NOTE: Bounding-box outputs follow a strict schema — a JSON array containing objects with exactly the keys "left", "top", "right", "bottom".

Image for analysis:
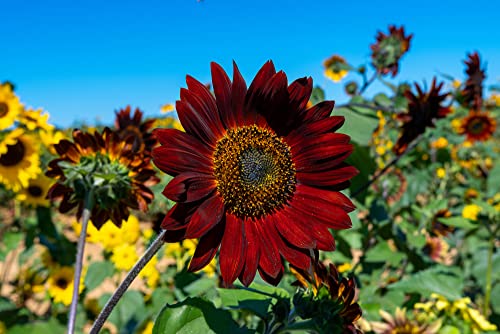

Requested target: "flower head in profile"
[
  {"left": 46, "top": 127, "right": 158, "bottom": 229},
  {"left": 393, "top": 78, "right": 450, "bottom": 155},
  {"left": 371, "top": 25, "right": 412, "bottom": 77},
  {"left": 323, "top": 55, "right": 349, "bottom": 83},
  {"left": 459, "top": 52, "right": 486, "bottom": 111},
  {"left": 0, "top": 82, "right": 23, "bottom": 130},
  {"left": 291, "top": 261, "right": 363, "bottom": 333},
  {"left": 153, "top": 61, "right": 357, "bottom": 286},
  {"left": 0, "top": 128, "right": 41, "bottom": 191},
  {"left": 114, "top": 106, "right": 157, "bottom": 154},
  {"left": 459, "top": 111, "right": 496, "bottom": 142}
]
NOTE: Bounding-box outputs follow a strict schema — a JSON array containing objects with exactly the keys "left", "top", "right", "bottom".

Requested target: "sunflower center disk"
[
  {"left": 0, "top": 102, "right": 8, "bottom": 118},
  {"left": 213, "top": 125, "right": 296, "bottom": 219},
  {"left": 28, "top": 185, "right": 43, "bottom": 197},
  {"left": 0, "top": 140, "right": 26, "bottom": 167},
  {"left": 468, "top": 118, "right": 485, "bottom": 135}
]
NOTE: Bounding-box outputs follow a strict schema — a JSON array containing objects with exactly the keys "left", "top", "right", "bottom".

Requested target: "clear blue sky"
[{"left": 2, "top": 0, "right": 499, "bottom": 127}]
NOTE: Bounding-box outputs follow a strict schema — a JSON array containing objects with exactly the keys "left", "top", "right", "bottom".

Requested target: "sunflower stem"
[
  {"left": 359, "top": 72, "right": 377, "bottom": 95},
  {"left": 484, "top": 231, "right": 494, "bottom": 316},
  {"left": 352, "top": 133, "right": 423, "bottom": 198},
  {"left": 68, "top": 189, "right": 94, "bottom": 334},
  {"left": 90, "top": 230, "right": 166, "bottom": 334}
]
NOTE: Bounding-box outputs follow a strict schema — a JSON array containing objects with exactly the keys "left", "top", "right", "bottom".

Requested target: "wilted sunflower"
[
  {"left": 459, "top": 111, "right": 496, "bottom": 142},
  {"left": 46, "top": 127, "right": 158, "bottom": 229},
  {"left": 16, "top": 173, "right": 54, "bottom": 207},
  {"left": 460, "top": 52, "right": 486, "bottom": 111},
  {"left": 292, "top": 261, "right": 362, "bottom": 333},
  {"left": 0, "top": 128, "right": 41, "bottom": 191},
  {"left": 393, "top": 78, "right": 450, "bottom": 155},
  {"left": 114, "top": 105, "right": 157, "bottom": 154},
  {"left": 371, "top": 25, "right": 412, "bottom": 77},
  {"left": 323, "top": 55, "right": 349, "bottom": 83},
  {"left": 0, "top": 82, "right": 23, "bottom": 130},
  {"left": 371, "top": 308, "right": 441, "bottom": 334},
  {"left": 153, "top": 61, "right": 357, "bottom": 286}
]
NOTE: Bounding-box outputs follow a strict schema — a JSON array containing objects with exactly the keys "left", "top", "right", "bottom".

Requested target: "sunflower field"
[{"left": 0, "top": 25, "right": 499, "bottom": 334}]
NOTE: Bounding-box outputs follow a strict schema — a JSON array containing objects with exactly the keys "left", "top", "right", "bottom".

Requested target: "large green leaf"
[
  {"left": 0, "top": 232, "right": 23, "bottom": 261},
  {"left": 218, "top": 287, "right": 273, "bottom": 318},
  {"left": 333, "top": 107, "right": 379, "bottom": 145},
  {"left": 346, "top": 143, "right": 376, "bottom": 201},
  {"left": 100, "top": 290, "right": 146, "bottom": 330},
  {"left": 388, "top": 268, "right": 464, "bottom": 300},
  {"left": 487, "top": 162, "right": 500, "bottom": 197},
  {"left": 153, "top": 297, "right": 251, "bottom": 334},
  {"left": 84, "top": 261, "right": 114, "bottom": 292}
]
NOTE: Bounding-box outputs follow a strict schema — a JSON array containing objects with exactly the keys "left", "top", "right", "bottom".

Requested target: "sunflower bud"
[
  {"left": 371, "top": 25, "right": 413, "bottom": 77},
  {"left": 344, "top": 81, "right": 359, "bottom": 96}
]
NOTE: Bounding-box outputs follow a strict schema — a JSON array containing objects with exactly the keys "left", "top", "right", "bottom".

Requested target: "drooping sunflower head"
[
  {"left": 323, "top": 55, "right": 349, "bottom": 83},
  {"left": 114, "top": 105, "right": 157, "bottom": 154},
  {"left": 371, "top": 25, "right": 413, "bottom": 77},
  {"left": 0, "top": 129, "right": 41, "bottom": 191},
  {"left": 291, "top": 261, "right": 363, "bottom": 333},
  {"left": 46, "top": 127, "right": 159, "bottom": 229},
  {"left": 371, "top": 308, "right": 442, "bottom": 334},
  {"left": 0, "top": 82, "right": 23, "bottom": 131},
  {"left": 393, "top": 78, "right": 450, "bottom": 155},
  {"left": 459, "top": 52, "right": 486, "bottom": 111},
  {"left": 459, "top": 111, "right": 496, "bottom": 142},
  {"left": 16, "top": 173, "right": 54, "bottom": 207},
  {"left": 153, "top": 61, "right": 357, "bottom": 286}
]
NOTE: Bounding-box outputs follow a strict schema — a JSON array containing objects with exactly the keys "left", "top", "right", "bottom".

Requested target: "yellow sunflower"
[
  {"left": 16, "top": 173, "right": 54, "bottom": 207},
  {"left": 0, "top": 83, "right": 23, "bottom": 130},
  {"left": 111, "top": 244, "right": 139, "bottom": 271},
  {"left": 18, "top": 108, "right": 54, "bottom": 132},
  {"left": 0, "top": 129, "right": 41, "bottom": 191},
  {"left": 47, "top": 266, "right": 84, "bottom": 306},
  {"left": 323, "top": 55, "right": 349, "bottom": 82},
  {"left": 39, "top": 129, "right": 66, "bottom": 154}
]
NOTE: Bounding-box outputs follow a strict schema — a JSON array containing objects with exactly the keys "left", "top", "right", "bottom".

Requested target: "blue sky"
[{"left": 2, "top": 0, "right": 499, "bottom": 127}]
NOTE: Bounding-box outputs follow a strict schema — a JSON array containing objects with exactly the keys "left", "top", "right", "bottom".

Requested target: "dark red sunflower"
[
  {"left": 393, "top": 78, "right": 450, "bottom": 155},
  {"left": 459, "top": 52, "right": 486, "bottom": 112},
  {"left": 371, "top": 25, "right": 412, "bottom": 77},
  {"left": 430, "top": 209, "right": 454, "bottom": 237},
  {"left": 46, "top": 127, "right": 159, "bottom": 229},
  {"left": 153, "top": 61, "right": 358, "bottom": 286},
  {"left": 459, "top": 111, "right": 496, "bottom": 142},
  {"left": 114, "top": 105, "right": 157, "bottom": 154},
  {"left": 292, "top": 261, "right": 363, "bottom": 333}
]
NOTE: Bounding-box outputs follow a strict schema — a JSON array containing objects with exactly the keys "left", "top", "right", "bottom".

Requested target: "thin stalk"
[
  {"left": 67, "top": 190, "right": 94, "bottom": 334},
  {"left": 352, "top": 134, "right": 423, "bottom": 198},
  {"left": 359, "top": 72, "right": 377, "bottom": 95},
  {"left": 484, "top": 233, "right": 494, "bottom": 316},
  {"left": 90, "top": 230, "right": 167, "bottom": 334}
]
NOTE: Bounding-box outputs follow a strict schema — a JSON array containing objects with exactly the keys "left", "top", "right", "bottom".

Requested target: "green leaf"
[
  {"left": 103, "top": 290, "right": 145, "bottom": 329},
  {"left": 0, "top": 232, "right": 23, "bottom": 261},
  {"left": 310, "top": 86, "right": 325, "bottom": 105},
  {"left": 153, "top": 297, "right": 250, "bottom": 334},
  {"left": 373, "top": 93, "right": 393, "bottom": 109},
  {"left": 84, "top": 261, "right": 114, "bottom": 292},
  {"left": 218, "top": 287, "right": 272, "bottom": 318},
  {"left": 491, "top": 283, "right": 500, "bottom": 314},
  {"left": 487, "top": 161, "right": 500, "bottom": 197},
  {"left": 437, "top": 217, "right": 477, "bottom": 229},
  {"left": 388, "top": 268, "right": 464, "bottom": 300},
  {"left": 183, "top": 277, "right": 216, "bottom": 296},
  {"left": 440, "top": 326, "right": 461, "bottom": 334},
  {"left": 365, "top": 240, "right": 404, "bottom": 266},
  {"left": 333, "top": 107, "right": 379, "bottom": 145},
  {"left": 346, "top": 143, "right": 376, "bottom": 201},
  {"left": 8, "top": 318, "right": 66, "bottom": 334}
]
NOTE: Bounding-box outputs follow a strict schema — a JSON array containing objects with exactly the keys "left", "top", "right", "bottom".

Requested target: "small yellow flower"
[
  {"left": 153, "top": 116, "right": 184, "bottom": 131},
  {"left": 462, "top": 204, "right": 481, "bottom": 221},
  {"left": 463, "top": 140, "right": 473, "bottom": 148},
  {"left": 431, "top": 137, "right": 448, "bottom": 149},
  {"left": 489, "top": 93, "right": 500, "bottom": 107},
  {"left": 452, "top": 79, "right": 461, "bottom": 89},
  {"left": 160, "top": 104, "right": 175, "bottom": 113},
  {"left": 436, "top": 168, "right": 446, "bottom": 179},
  {"left": 141, "top": 321, "right": 154, "bottom": 334},
  {"left": 465, "top": 188, "right": 479, "bottom": 199},
  {"left": 451, "top": 119, "right": 462, "bottom": 132},
  {"left": 323, "top": 55, "right": 349, "bottom": 83},
  {"left": 0, "top": 321, "right": 5, "bottom": 334},
  {"left": 139, "top": 255, "right": 160, "bottom": 288},
  {"left": 47, "top": 266, "right": 84, "bottom": 306},
  {"left": 337, "top": 262, "right": 352, "bottom": 273},
  {"left": 111, "top": 244, "right": 139, "bottom": 271},
  {"left": 0, "top": 83, "right": 23, "bottom": 130},
  {"left": 467, "top": 308, "right": 497, "bottom": 331},
  {"left": 142, "top": 227, "right": 154, "bottom": 240},
  {"left": 376, "top": 146, "right": 386, "bottom": 156},
  {"left": 422, "top": 153, "right": 429, "bottom": 161}
]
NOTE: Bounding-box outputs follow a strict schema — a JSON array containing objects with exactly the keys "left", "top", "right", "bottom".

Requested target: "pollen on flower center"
[
  {"left": 0, "top": 141, "right": 25, "bottom": 166},
  {"left": 213, "top": 125, "right": 296, "bottom": 219},
  {"left": 0, "top": 102, "right": 8, "bottom": 118}
]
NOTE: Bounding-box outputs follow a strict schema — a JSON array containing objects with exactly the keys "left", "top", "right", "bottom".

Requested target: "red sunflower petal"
[
  {"left": 153, "top": 146, "right": 212, "bottom": 176},
  {"left": 188, "top": 220, "right": 225, "bottom": 272},
  {"left": 288, "top": 77, "right": 313, "bottom": 114},
  {"left": 219, "top": 214, "right": 246, "bottom": 284},
  {"left": 231, "top": 61, "right": 248, "bottom": 126},
  {"left": 270, "top": 223, "right": 312, "bottom": 270},
  {"left": 258, "top": 266, "right": 284, "bottom": 286},
  {"left": 186, "top": 195, "right": 225, "bottom": 239},
  {"left": 299, "top": 100, "right": 335, "bottom": 123},
  {"left": 161, "top": 203, "right": 198, "bottom": 230},
  {"left": 295, "top": 184, "right": 356, "bottom": 212},
  {"left": 272, "top": 209, "right": 316, "bottom": 249},
  {"left": 211, "top": 62, "right": 235, "bottom": 129},
  {"left": 239, "top": 221, "right": 260, "bottom": 286},
  {"left": 163, "top": 172, "right": 216, "bottom": 203},
  {"left": 254, "top": 218, "right": 283, "bottom": 278},
  {"left": 288, "top": 116, "right": 345, "bottom": 139},
  {"left": 297, "top": 164, "right": 359, "bottom": 188}
]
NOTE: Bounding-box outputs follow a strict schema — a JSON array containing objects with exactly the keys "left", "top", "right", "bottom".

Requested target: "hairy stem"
[
  {"left": 68, "top": 190, "right": 94, "bottom": 334},
  {"left": 90, "top": 230, "right": 166, "bottom": 334}
]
